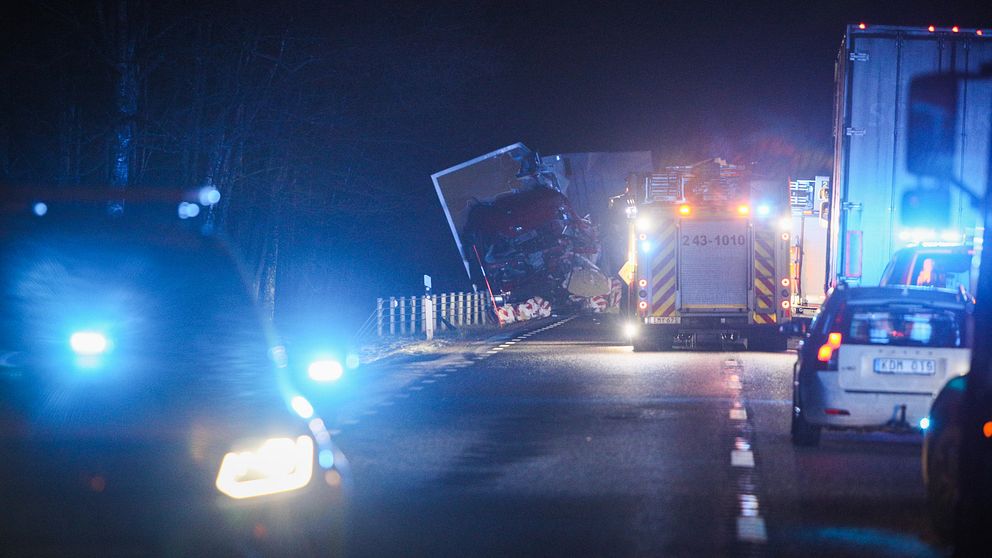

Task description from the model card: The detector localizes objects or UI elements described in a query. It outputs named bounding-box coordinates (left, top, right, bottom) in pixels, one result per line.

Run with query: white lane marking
left=736, top=516, right=768, bottom=543
left=408, top=386, right=424, bottom=391
left=422, top=379, right=436, bottom=384
left=434, top=373, right=448, bottom=377
left=731, top=450, right=755, bottom=468
left=730, top=408, right=747, bottom=420
left=341, top=419, right=360, bottom=426
left=493, top=347, right=504, bottom=351
left=395, top=393, right=411, bottom=398
left=486, top=350, right=499, bottom=354
left=738, top=494, right=760, bottom=516
left=379, top=401, right=395, bottom=407
left=361, top=409, right=378, bottom=416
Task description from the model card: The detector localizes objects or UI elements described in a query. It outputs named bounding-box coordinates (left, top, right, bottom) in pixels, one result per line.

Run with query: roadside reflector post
left=440, top=293, right=447, bottom=330
left=424, top=295, right=434, bottom=340
left=377, top=298, right=384, bottom=337
left=389, top=296, right=397, bottom=335
left=423, top=274, right=435, bottom=340
left=457, top=292, right=464, bottom=326
left=399, top=297, right=406, bottom=335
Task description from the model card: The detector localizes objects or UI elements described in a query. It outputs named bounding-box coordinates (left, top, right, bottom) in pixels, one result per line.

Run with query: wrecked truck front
left=431, top=143, right=603, bottom=305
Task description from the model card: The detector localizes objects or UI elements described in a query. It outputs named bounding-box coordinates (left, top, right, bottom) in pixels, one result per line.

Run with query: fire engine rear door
left=678, top=219, right=750, bottom=311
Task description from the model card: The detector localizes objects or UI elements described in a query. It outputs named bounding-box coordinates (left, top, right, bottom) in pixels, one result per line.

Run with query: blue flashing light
left=33, top=202, right=48, bottom=217
left=757, top=204, right=771, bottom=216
left=290, top=395, right=314, bottom=419
left=318, top=449, right=335, bottom=469
left=69, top=331, right=109, bottom=356
left=639, top=240, right=653, bottom=253
left=920, top=416, right=930, bottom=430
left=178, top=202, right=200, bottom=219
left=198, top=186, right=221, bottom=206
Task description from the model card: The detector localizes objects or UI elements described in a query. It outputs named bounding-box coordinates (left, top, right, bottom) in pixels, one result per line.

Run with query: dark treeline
left=2, top=1, right=849, bottom=336
left=1, top=1, right=504, bottom=334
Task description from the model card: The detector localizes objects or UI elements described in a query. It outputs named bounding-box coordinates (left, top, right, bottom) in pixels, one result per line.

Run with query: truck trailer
left=624, top=159, right=792, bottom=351
left=828, top=24, right=992, bottom=287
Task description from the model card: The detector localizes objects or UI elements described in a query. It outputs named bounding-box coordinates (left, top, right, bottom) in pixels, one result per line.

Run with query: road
left=321, top=315, right=945, bottom=557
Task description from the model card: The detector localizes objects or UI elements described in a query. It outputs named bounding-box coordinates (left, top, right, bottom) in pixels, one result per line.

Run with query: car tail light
left=816, top=332, right=842, bottom=370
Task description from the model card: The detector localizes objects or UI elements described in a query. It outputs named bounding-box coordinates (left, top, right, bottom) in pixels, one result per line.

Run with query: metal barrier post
left=399, top=297, right=406, bottom=335
left=425, top=295, right=434, bottom=340
left=389, top=296, right=396, bottom=335
left=377, top=298, right=384, bottom=336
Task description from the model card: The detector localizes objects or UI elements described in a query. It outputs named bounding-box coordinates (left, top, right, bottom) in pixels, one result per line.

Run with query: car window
left=844, top=305, right=964, bottom=348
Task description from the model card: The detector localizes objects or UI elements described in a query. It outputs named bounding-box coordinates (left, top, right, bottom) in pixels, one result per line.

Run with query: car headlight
left=308, top=359, right=344, bottom=382
left=215, top=435, right=314, bottom=499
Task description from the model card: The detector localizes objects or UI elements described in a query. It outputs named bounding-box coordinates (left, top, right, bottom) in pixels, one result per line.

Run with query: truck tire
left=923, top=377, right=965, bottom=543
left=925, top=422, right=960, bottom=543
left=632, top=327, right=674, bottom=352
left=632, top=337, right=655, bottom=352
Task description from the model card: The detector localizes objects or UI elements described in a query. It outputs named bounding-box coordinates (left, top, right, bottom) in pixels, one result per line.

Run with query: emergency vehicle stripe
left=650, top=222, right=678, bottom=317
left=753, top=231, right=777, bottom=324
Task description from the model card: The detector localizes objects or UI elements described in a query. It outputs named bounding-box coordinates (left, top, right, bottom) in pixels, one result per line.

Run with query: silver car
left=791, top=285, right=972, bottom=446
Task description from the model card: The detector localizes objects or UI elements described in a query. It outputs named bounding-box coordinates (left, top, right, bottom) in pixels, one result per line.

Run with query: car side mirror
left=901, top=188, right=951, bottom=228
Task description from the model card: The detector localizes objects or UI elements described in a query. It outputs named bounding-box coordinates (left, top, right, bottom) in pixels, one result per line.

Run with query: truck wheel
left=925, top=423, right=960, bottom=543
left=632, top=337, right=655, bottom=352
left=790, top=393, right=821, bottom=447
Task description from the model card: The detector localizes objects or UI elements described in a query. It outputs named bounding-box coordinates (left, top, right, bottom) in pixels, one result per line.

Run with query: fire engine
left=622, top=159, right=792, bottom=351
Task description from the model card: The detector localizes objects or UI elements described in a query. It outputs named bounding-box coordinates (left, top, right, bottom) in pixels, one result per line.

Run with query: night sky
left=3, top=1, right=990, bottom=333
left=410, top=0, right=991, bottom=287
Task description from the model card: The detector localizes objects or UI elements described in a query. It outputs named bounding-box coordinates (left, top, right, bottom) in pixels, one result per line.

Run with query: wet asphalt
left=319, top=315, right=945, bottom=558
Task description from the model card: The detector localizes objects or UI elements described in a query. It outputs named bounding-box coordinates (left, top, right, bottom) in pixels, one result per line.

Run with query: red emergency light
left=858, top=22, right=866, bottom=30
left=928, top=25, right=936, bottom=32
left=952, top=26, right=960, bottom=33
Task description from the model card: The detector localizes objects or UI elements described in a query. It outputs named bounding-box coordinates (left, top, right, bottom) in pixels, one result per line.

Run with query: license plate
left=646, top=316, right=680, bottom=324
left=873, top=358, right=936, bottom=375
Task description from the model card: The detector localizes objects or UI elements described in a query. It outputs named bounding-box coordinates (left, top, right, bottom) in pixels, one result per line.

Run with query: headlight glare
left=308, top=359, right=344, bottom=382
left=215, top=435, right=314, bottom=499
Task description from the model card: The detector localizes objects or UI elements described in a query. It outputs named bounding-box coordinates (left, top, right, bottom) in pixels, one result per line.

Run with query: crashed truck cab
left=623, top=160, right=793, bottom=351
left=432, top=144, right=649, bottom=323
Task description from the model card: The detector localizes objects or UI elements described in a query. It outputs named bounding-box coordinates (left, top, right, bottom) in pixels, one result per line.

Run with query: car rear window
left=845, top=306, right=964, bottom=348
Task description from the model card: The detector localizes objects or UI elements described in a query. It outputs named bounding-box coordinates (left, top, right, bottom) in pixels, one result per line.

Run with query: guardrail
left=375, top=292, right=492, bottom=337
